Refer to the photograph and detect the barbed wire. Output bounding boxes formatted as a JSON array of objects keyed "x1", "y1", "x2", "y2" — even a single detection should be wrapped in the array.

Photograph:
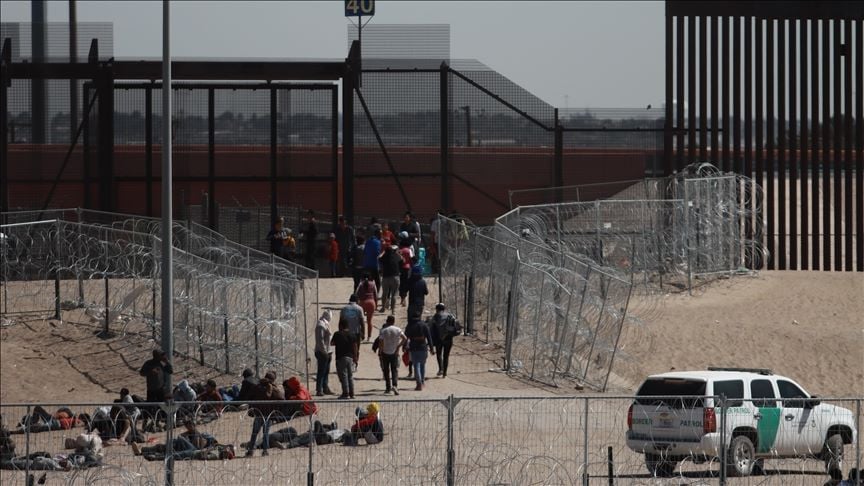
[{"x1": 1, "y1": 212, "x2": 316, "y2": 379}]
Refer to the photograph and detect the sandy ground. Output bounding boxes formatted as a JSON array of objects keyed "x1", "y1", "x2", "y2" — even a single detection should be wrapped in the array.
[{"x1": 1, "y1": 272, "x2": 862, "y2": 485}]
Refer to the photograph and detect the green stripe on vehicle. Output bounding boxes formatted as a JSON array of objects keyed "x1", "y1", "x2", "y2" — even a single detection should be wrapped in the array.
[{"x1": 756, "y1": 407, "x2": 781, "y2": 453}]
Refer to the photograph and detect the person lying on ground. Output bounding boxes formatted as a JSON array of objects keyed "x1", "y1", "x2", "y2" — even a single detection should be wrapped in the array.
[
  {"x1": 343, "y1": 403, "x2": 384, "y2": 446},
  {"x1": 246, "y1": 420, "x2": 340, "y2": 450},
  {"x1": 13, "y1": 406, "x2": 79, "y2": 434},
  {"x1": 131, "y1": 420, "x2": 232, "y2": 461},
  {"x1": 1, "y1": 414, "x2": 80, "y2": 471}
]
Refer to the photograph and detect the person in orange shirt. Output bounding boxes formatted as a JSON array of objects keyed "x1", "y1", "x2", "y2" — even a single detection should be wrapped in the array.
[{"x1": 327, "y1": 233, "x2": 340, "y2": 277}]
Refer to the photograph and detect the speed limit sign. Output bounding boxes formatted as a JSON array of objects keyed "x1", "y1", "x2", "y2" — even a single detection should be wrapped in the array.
[{"x1": 345, "y1": 0, "x2": 374, "y2": 17}]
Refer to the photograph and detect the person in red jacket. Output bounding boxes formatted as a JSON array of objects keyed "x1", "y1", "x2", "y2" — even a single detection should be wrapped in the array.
[
  {"x1": 344, "y1": 402, "x2": 384, "y2": 446},
  {"x1": 327, "y1": 233, "x2": 340, "y2": 277},
  {"x1": 280, "y1": 377, "x2": 318, "y2": 420}
]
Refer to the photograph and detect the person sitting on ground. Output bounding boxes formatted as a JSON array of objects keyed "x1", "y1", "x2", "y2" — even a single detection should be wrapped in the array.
[
  {"x1": 278, "y1": 377, "x2": 317, "y2": 421},
  {"x1": 245, "y1": 371, "x2": 283, "y2": 457},
  {"x1": 343, "y1": 403, "x2": 384, "y2": 446},
  {"x1": 117, "y1": 388, "x2": 141, "y2": 425},
  {"x1": 172, "y1": 379, "x2": 198, "y2": 420},
  {"x1": 219, "y1": 384, "x2": 241, "y2": 402},
  {"x1": 238, "y1": 368, "x2": 259, "y2": 403},
  {"x1": 197, "y1": 379, "x2": 224, "y2": 416}
]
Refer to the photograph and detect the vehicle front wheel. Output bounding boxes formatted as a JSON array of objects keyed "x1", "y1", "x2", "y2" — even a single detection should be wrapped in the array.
[
  {"x1": 645, "y1": 453, "x2": 676, "y2": 477},
  {"x1": 822, "y1": 433, "x2": 844, "y2": 473},
  {"x1": 726, "y1": 435, "x2": 756, "y2": 477}
]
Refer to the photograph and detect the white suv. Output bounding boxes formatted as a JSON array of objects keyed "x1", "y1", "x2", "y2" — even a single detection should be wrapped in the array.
[{"x1": 625, "y1": 368, "x2": 857, "y2": 477}]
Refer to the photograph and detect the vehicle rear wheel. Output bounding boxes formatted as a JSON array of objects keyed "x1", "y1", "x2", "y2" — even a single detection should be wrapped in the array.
[
  {"x1": 726, "y1": 435, "x2": 756, "y2": 477},
  {"x1": 645, "y1": 453, "x2": 676, "y2": 477},
  {"x1": 822, "y1": 433, "x2": 844, "y2": 473}
]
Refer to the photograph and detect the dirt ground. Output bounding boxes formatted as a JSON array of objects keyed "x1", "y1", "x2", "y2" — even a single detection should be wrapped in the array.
[{"x1": 1, "y1": 271, "x2": 862, "y2": 485}]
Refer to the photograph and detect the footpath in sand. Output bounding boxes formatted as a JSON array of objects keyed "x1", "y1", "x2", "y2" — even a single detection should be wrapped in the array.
[{"x1": 1, "y1": 271, "x2": 862, "y2": 404}]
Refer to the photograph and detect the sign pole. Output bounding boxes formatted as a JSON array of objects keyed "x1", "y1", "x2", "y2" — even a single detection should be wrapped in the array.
[{"x1": 162, "y1": 1, "x2": 175, "y2": 483}]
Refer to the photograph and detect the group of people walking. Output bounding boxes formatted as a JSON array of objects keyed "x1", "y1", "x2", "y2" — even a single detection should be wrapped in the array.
[{"x1": 315, "y1": 297, "x2": 462, "y2": 396}]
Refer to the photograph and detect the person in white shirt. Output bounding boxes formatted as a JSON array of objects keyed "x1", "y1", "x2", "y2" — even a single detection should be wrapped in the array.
[
  {"x1": 314, "y1": 310, "x2": 335, "y2": 397},
  {"x1": 371, "y1": 315, "x2": 407, "y2": 395}
]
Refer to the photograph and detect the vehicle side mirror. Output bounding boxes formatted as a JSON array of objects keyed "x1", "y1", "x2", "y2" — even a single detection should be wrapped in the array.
[{"x1": 806, "y1": 396, "x2": 821, "y2": 408}]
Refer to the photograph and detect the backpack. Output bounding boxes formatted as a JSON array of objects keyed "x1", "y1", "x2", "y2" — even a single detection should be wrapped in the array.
[{"x1": 436, "y1": 314, "x2": 461, "y2": 338}]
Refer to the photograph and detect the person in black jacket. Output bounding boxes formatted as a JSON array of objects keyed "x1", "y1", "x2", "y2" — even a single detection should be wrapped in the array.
[
  {"x1": 403, "y1": 317, "x2": 434, "y2": 391},
  {"x1": 237, "y1": 368, "x2": 259, "y2": 402},
  {"x1": 379, "y1": 245, "x2": 402, "y2": 314},
  {"x1": 429, "y1": 303, "x2": 461, "y2": 378},
  {"x1": 302, "y1": 210, "x2": 318, "y2": 270},
  {"x1": 139, "y1": 349, "x2": 173, "y2": 403}
]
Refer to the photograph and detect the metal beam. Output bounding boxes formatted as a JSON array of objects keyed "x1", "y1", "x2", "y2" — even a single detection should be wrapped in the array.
[
  {"x1": 208, "y1": 88, "x2": 216, "y2": 229},
  {"x1": 270, "y1": 86, "x2": 277, "y2": 226},
  {"x1": 97, "y1": 65, "x2": 115, "y2": 211},
  {"x1": 667, "y1": 1, "x2": 864, "y2": 19},
  {"x1": 145, "y1": 85, "x2": 153, "y2": 216},
  {"x1": 440, "y1": 62, "x2": 450, "y2": 213},
  {"x1": 9, "y1": 60, "x2": 346, "y2": 80}
]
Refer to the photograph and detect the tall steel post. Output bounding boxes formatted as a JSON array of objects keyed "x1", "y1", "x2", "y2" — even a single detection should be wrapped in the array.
[{"x1": 161, "y1": 1, "x2": 175, "y2": 483}]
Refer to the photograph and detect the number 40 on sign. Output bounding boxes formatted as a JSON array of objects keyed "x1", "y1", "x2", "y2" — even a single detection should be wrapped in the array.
[{"x1": 345, "y1": 0, "x2": 374, "y2": 17}]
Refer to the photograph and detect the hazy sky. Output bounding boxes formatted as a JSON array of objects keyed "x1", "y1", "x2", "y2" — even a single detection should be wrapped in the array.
[{"x1": 2, "y1": 1, "x2": 665, "y2": 108}]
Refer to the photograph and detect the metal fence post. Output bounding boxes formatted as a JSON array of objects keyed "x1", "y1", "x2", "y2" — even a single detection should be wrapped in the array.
[
  {"x1": 602, "y1": 275, "x2": 634, "y2": 392},
  {"x1": 504, "y1": 255, "x2": 521, "y2": 371},
  {"x1": 163, "y1": 402, "x2": 177, "y2": 486},
  {"x1": 582, "y1": 275, "x2": 609, "y2": 383},
  {"x1": 54, "y1": 219, "x2": 61, "y2": 320},
  {"x1": 856, "y1": 398, "x2": 861, "y2": 485},
  {"x1": 222, "y1": 284, "x2": 230, "y2": 374},
  {"x1": 582, "y1": 397, "x2": 589, "y2": 486},
  {"x1": 103, "y1": 274, "x2": 110, "y2": 335},
  {"x1": 307, "y1": 403, "x2": 315, "y2": 486},
  {"x1": 684, "y1": 180, "x2": 693, "y2": 294},
  {"x1": 252, "y1": 283, "x2": 260, "y2": 376},
  {"x1": 24, "y1": 404, "x2": 31, "y2": 482},
  {"x1": 719, "y1": 395, "x2": 727, "y2": 486},
  {"x1": 594, "y1": 200, "x2": 603, "y2": 265},
  {"x1": 529, "y1": 272, "x2": 545, "y2": 381},
  {"x1": 75, "y1": 208, "x2": 84, "y2": 304},
  {"x1": 446, "y1": 394, "x2": 457, "y2": 486},
  {"x1": 466, "y1": 235, "x2": 479, "y2": 335}
]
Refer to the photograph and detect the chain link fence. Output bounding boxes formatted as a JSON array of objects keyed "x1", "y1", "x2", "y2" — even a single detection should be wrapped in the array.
[
  {"x1": 438, "y1": 216, "x2": 634, "y2": 391},
  {"x1": 496, "y1": 164, "x2": 767, "y2": 294},
  {"x1": 1, "y1": 209, "x2": 318, "y2": 379},
  {"x1": 0, "y1": 396, "x2": 858, "y2": 485}
]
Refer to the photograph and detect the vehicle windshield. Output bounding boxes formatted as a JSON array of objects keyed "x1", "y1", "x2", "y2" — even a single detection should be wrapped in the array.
[{"x1": 635, "y1": 378, "x2": 707, "y2": 408}]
